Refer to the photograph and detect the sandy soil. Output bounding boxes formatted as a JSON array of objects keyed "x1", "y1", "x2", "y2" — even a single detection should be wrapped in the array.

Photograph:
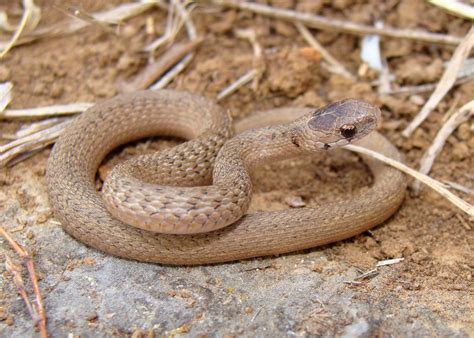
[{"x1": 0, "y1": 0, "x2": 472, "y2": 336}]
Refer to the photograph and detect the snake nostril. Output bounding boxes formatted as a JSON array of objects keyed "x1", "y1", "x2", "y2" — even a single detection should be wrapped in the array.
[{"x1": 340, "y1": 124, "x2": 357, "y2": 139}]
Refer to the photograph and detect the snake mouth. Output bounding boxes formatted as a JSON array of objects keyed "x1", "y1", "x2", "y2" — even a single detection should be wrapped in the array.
[{"x1": 340, "y1": 124, "x2": 357, "y2": 139}]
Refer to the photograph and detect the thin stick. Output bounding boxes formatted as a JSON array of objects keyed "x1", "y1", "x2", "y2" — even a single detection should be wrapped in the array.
[
  {"x1": 1, "y1": 102, "x2": 93, "y2": 119},
  {"x1": 5, "y1": 256, "x2": 36, "y2": 322},
  {"x1": 386, "y1": 73, "x2": 474, "y2": 95},
  {"x1": 0, "y1": 120, "x2": 70, "y2": 167},
  {"x1": 150, "y1": 0, "x2": 197, "y2": 89},
  {"x1": 345, "y1": 144, "x2": 474, "y2": 217},
  {"x1": 211, "y1": 0, "x2": 463, "y2": 46},
  {"x1": 150, "y1": 53, "x2": 194, "y2": 89},
  {"x1": 236, "y1": 28, "x2": 265, "y2": 91},
  {"x1": 216, "y1": 69, "x2": 258, "y2": 101},
  {"x1": 412, "y1": 100, "x2": 474, "y2": 193},
  {"x1": 0, "y1": 227, "x2": 48, "y2": 337},
  {"x1": 444, "y1": 181, "x2": 474, "y2": 195},
  {"x1": 144, "y1": 2, "x2": 175, "y2": 52},
  {"x1": 295, "y1": 23, "x2": 354, "y2": 80},
  {"x1": 12, "y1": 118, "x2": 68, "y2": 139},
  {"x1": 402, "y1": 26, "x2": 474, "y2": 137},
  {"x1": 122, "y1": 38, "x2": 202, "y2": 92}
]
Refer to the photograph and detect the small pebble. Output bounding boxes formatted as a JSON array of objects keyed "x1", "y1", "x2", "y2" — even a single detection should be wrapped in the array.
[
  {"x1": 456, "y1": 123, "x2": 471, "y2": 141},
  {"x1": 122, "y1": 24, "x2": 139, "y2": 38},
  {"x1": 50, "y1": 82, "x2": 63, "y2": 98},
  {"x1": 284, "y1": 195, "x2": 306, "y2": 208},
  {"x1": 116, "y1": 54, "x2": 136, "y2": 71},
  {"x1": 32, "y1": 82, "x2": 46, "y2": 95},
  {"x1": 5, "y1": 316, "x2": 13, "y2": 326},
  {"x1": 409, "y1": 95, "x2": 425, "y2": 106},
  {"x1": 452, "y1": 142, "x2": 469, "y2": 160},
  {"x1": 0, "y1": 65, "x2": 11, "y2": 81}
]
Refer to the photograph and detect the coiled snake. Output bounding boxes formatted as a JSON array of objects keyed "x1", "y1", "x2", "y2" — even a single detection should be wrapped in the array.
[{"x1": 46, "y1": 90, "x2": 405, "y2": 265}]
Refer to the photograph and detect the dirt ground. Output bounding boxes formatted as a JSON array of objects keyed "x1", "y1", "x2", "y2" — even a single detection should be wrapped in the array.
[{"x1": 0, "y1": 0, "x2": 473, "y2": 336}]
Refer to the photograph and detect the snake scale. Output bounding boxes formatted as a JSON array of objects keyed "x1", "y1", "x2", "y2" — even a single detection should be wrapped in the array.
[{"x1": 46, "y1": 90, "x2": 406, "y2": 265}]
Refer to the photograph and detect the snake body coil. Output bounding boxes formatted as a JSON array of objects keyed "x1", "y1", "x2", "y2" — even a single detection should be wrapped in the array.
[{"x1": 46, "y1": 90, "x2": 406, "y2": 265}]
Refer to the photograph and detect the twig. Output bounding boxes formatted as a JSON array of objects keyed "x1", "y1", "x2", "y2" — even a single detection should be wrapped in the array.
[
  {"x1": 444, "y1": 181, "x2": 474, "y2": 195},
  {"x1": 387, "y1": 73, "x2": 474, "y2": 95},
  {"x1": 0, "y1": 120, "x2": 70, "y2": 167},
  {"x1": 9, "y1": 117, "x2": 69, "y2": 139},
  {"x1": 455, "y1": 214, "x2": 472, "y2": 230},
  {"x1": 150, "y1": 53, "x2": 194, "y2": 89},
  {"x1": 376, "y1": 258, "x2": 405, "y2": 267},
  {"x1": 211, "y1": 0, "x2": 463, "y2": 45},
  {"x1": 345, "y1": 144, "x2": 474, "y2": 217},
  {"x1": 0, "y1": 227, "x2": 48, "y2": 337},
  {"x1": 353, "y1": 268, "x2": 379, "y2": 280},
  {"x1": 235, "y1": 28, "x2": 265, "y2": 91},
  {"x1": 215, "y1": 28, "x2": 265, "y2": 101},
  {"x1": 295, "y1": 23, "x2": 354, "y2": 80},
  {"x1": 216, "y1": 69, "x2": 258, "y2": 101},
  {"x1": 1, "y1": 102, "x2": 93, "y2": 119},
  {"x1": 402, "y1": 26, "x2": 474, "y2": 137},
  {"x1": 144, "y1": 2, "x2": 176, "y2": 52},
  {"x1": 5, "y1": 256, "x2": 36, "y2": 320},
  {"x1": 412, "y1": 100, "x2": 474, "y2": 193},
  {"x1": 121, "y1": 38, "x2": 202, "y2": 92},
  {"x1": 149, "y1": 0, "x2": 197, "y2": 89},
  {"x1": 0, "y1": 82, "x2": 13, "y2": 112}
]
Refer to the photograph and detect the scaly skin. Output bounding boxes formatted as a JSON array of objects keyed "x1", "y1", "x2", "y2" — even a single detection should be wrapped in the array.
[{"x1": 46, "y1": 90, "x2": 406, "y2": 265}]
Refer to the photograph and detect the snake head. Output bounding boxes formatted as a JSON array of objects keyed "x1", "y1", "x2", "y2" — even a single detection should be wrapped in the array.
[{"x1": 296, "y1": 99, "x2": 381, "y2": 151}]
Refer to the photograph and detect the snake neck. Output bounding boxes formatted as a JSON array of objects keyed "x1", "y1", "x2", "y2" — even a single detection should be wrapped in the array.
[
  {"x1": 212, "y1": 122, "x2": 306, "y2": 187},
  {"x1": 236, "y1": 123, "x2": 307, "y2": 167}
]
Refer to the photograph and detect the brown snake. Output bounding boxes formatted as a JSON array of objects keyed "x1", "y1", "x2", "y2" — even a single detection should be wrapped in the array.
[{"x1": 46, "y1": 90, "x2": 406, "y2": 265}]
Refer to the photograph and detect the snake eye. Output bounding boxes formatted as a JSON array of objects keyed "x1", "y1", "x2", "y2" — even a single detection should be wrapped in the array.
[{"x1": 340, "y1": 124, "x2": 357, "y2": 139}]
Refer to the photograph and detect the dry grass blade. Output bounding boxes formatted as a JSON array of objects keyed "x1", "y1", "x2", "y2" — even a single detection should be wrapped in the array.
[
  {"x1": 0, "y1": 227, "x2": 48, "y2": 337},
  {"x1": 53, "y1": 4, "x2": 116, "y2": 34},
  {"x1": 0, "y1": 82, "x2": 13, "y2": 112},
  {"x1": 0, "y1": 0, "x2": 41, "y2": 58},
  {"x1": 216, "y1": 28, "x2": 265, "y2": 101},
  {"x1": 145, "y1": 2, "x2": 179, "y2": 53},
  {"x1": 427, "y1": 0, "x2": 474, "y2": 20},
  {"x1": 0, "y1": 11, "x2": 17, "y2": 32},
  {"x1": 0, "y1": 1, "x2": 158, "y2": 51},
  {"x1": 376, "y1": 258, "x2": 405, "y2": 267},
  {"x1": 150, "y1": 0, "x2": 197, "y2": 89},
  {"x1": 0, "y1": 120, "x2": 70, "y2": 167},
  {"x1": 235, "y1": 28, "x2": 265, "y2": 91},
  {"x1": 212, "y1": 0, "x2": 463, "y2": 45},
  {"x1": 150, "y1": 53, "x2": 194, "y2": 89},
  {"x1": 412, "y1": 100, "x2": 474, "y2": 193},
  {"x1": 402, "y1": 26, "x2": 474, "y2": 137},
  {"x1": 13, "y1": 118, "x2": 69, "y2": 139},
  {"x1": 1, "y1": 102, "x2": 93, "y2": 119},
  {"x1": 444, "y1": 181, "x2": 474, "y2": 195},
  {"x1": 295, "y1": 23, "x2": 354, "y2": 80},
  {"x1": 345, "y1": 144, "x2": 474, "y2": 217},
  {"x1": 217, "y1": 69, "x2": 258, "y2": 101}
]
